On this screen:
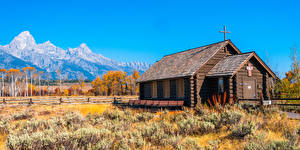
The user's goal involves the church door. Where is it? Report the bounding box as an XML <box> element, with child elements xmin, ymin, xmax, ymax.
<box><xmin>243</xmin><ymin>80</ymin><xmax>256</xmax><ymax>99</ymax></box>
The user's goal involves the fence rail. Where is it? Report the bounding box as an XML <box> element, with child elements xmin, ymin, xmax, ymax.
<box><xmin>0</xmin><ymin>96</ymin><xmax>138</xmax><ymax>106</ymax></box>
<box><xmin>239</xmin><ymin>98</ymin><xmax>300</xmax><ymax>106</ymax></box>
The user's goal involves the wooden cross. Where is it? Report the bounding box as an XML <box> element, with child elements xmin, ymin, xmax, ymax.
<box><xmin>247</xmin><ymin>63</ymin><xmax>253</xmax><ymax>77</ymax></box>
<box><xmin>219</xmin><ymin>25</ymin><xmax>230</xmax><ymax>40</ymax></box>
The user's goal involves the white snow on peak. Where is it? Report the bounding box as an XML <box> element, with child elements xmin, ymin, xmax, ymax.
<box><xmin>0</xmin><ymin>31</ymin><xmax>150</xmax><ymax>79</ymax></box>
<box><xmin>43</xmin><ymin>40</ymin><xmax>53</xmax><ymax>45</ymax></box>
<box><xmin>9</xmin><ymin>31</ymin><xmax>37</xmax><ymax>50</ymax></box>
<box><xmin>78</xmin><ymin>43</ymin><xmax>92</xmax><ymax>53</ymax></box>
<box><xmin>67</xmin><ymin>43</ymin><xmax>113</xmax><ymax>64</ymax></box>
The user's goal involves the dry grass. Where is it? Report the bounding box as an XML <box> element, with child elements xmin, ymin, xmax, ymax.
<box><xmin>0</xmin><ymin>103</ymin><xmax>112</xmax><ymax>149</ymax></box>
<box><xmin>0</xmin><ymin>103</ymin><xmax>299</xmax><ymax>149</ymax></box>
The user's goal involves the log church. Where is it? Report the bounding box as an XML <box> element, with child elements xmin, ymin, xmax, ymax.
<box><xmin>137</xmin><ymin>40</ymin><xmax>278</xmax><ymax>107</ymax></box>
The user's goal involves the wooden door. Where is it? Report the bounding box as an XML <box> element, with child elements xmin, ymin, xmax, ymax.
<box><xmin>243</xmin><ymin>80</ymin><xmax>256</xmax><ymax>99</ymax></box>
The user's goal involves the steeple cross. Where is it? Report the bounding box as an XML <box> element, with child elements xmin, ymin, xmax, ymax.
<box><xmin>219</xmin><ymin>25</ymin><xmax>230</xmax><ymax>40</ymax></box>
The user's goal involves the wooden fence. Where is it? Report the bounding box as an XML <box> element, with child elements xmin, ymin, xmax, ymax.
<box><xmin>0</xmin><ymin>96</ymin><xmax>138</xmax><ymax>106</ymax></box>
<box><xmin>239</xmin><ymin>98</ymin><xmax>300</xmax><ymax>106</ymax></box>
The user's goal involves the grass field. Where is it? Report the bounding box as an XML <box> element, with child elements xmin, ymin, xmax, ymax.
<box><xmin>0</xmin><ymin>103</ymin><xmax>299</xmax><ymax>149</ymax></box>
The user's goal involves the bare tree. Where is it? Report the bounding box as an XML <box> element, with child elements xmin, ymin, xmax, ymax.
<box><xmin>56</xmin><ymin>69</ymin><xmax>61</xmax><ymax>95</ymax></box>
<box><xmin>78</xmin><ymin>73</ymin><xmax>85</xmax><ymax>95</ymax></box>
<box><xmin>22</xmin><ymin>67</ymin><xmax>31</xmax><ymax>97</ymax></box>
<box><xmin>38</xmin><ymin>71</ymin><xmax>44</xmax><ymax>96</ymax></box>
<box><xmin>27</xmin><ymin>67</ymin><xmax>36</xmax><ymax>97</ymax></box>
<box><xmin>46</xmin><ymin>71</ymin><xmax>51</xmax><ymax>96</ymax></box>
<box><xmin>7</xmin><ymin>69</ymin><xmax>20</xmax><ymax>97</ymax></box>
<box><xmin>0</xmin><ymin>69</ymin><xmax>7</xmax><ymax>97</ymax></box>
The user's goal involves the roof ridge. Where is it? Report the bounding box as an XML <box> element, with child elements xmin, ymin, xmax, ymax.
<box><xmin>163</xmin><ymin>40</ymin><xmax>230</xmax><ymax>57</ymax></box>
<box><xmin>226</xmin><ymin>51</ymin><xmax>254</xmax><ymax>57</ymax></box>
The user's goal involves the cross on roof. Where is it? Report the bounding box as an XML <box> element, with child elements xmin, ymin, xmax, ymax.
<box><xmin>219</xmin><ymin>25</ymin><xmax>230</xmax><ymax>40</ymax></box>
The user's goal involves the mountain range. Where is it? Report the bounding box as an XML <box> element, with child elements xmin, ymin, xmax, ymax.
<box><xmin>0</xmin><ymin>31</ymin><xmax>150</xmax><ymax>80</ymax></box>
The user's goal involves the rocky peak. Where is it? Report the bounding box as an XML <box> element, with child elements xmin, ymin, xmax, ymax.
<box><xmin>9</xmin><ymin>31</ymin><xmax>36</xmax><ymax>50</ymax></box>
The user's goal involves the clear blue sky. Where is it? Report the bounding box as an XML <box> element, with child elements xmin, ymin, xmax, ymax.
<box><xmin>0</xmin><ymin>0</ymin><xmax>299</xmax><ymax>77</ymax></box>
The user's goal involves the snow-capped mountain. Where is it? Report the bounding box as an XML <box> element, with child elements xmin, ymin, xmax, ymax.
<box><xmin>118</xmin><ymin>62</ymin><xmax>151</xmax><ymax>71</ymax></box>
<box><xmin>0</xmin><ymin>31</ymin><xmax>150</xmax><ymax>80</ymax></box>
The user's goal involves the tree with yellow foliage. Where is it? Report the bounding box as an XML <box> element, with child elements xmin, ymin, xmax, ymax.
<box><xmin>132</xmin><ymin>70</ymin><xmax>140</xmax><ymax>95</ymax></box>
<box><xmin>91</xmin><ymin>76</ymin><xmax>103</xmax><ymax>96</ymax></box>
<box><xmin>274</xmin><ymin>47</ymin><xmax>300</xmax><ymax>98</ymax></box>
<box><xmin>91</xmin><ymin>70</ymin><xmax>140</xmax><ymax>96</ymax></box>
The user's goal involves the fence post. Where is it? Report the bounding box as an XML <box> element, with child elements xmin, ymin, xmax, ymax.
<box><xmin>113</xmin><ymin>97</ymin><xmax>118</xmax><ymax>104</ymax></box>
<box><xmin>2</xmin><ymin>98</ymin><xmax>6</xmax><ymax>104</ymax></box>
<box><xmin>29</xmin><ymin>98</ymin><xmax>33</xmax><ymax>105</ymax></box>
<box><xmin>59</xmin><ymin>98</ymin><xmax>63</xmax><ymax>104</ymax></box>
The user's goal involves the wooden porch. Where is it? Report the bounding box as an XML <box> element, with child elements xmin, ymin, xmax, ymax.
<box><xmin>128</xmin><ymin>100</ymin><xmax>184</xmax><ymax>108</ymax></box>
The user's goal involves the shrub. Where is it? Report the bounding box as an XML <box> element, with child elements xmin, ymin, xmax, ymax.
<box><xmin>165</xmin><ymin>135</ymin><xmax>182</xmax><ymax>148</ymax></box>
<box><xmin>205</xmin><ymin>140</ymin><xmax>220</xmax><ymax>150</ymax></box>
<box><xmin>244</xmin><ymin>133</ymin><xmax>298</xmax><ymax>150</ymax></box>
<box><xmin>149</xmin><ymin>129</ymin><xmax>170</xmax><ymax>146</ymax></box>
<box><xmin>220</xmin><ymin>110</ymin><xmax>243</xmax><ymax>128</ymax></box>
<box><xmin>141</xmin><ymin>122</ymin><xmax>177</xmax><ymax>146</ymax></box>
<box><xmin>63</xmin><ymin>112</ymin><xmax>85</xmax><ymax>130</ymax></box>
<box><xmin>86</xmin><ymin>113</ymin><xmax>107</xmax><ymax>126</ymax></box>
<box><xmin>267</xmin><ymin>140</ymin><xmax>298</xmax><ymax>150</ymax></box>
<box><xmin>244</xmin><ymin>133</ymin><xmax>269</xmax><ymax>150</ymax></box>
<box><xmin>158</xmin><ymin>121</ymin><xmax>177</xmax><ymax>135</ymax></box>
<box><xmin>177</xmin><ymin>117</ymin><xmax>215</xmax><ymax>135</ymax></box>
<box><xmin>240</xmin><ymin>103</ymin><xmax>258</xmax><ymax>114</ymax></box>
<box><xmin>194</xmin><ymin>103</ymin><xmax>210</xmax><ymax>116</ymax></box>
<box><xmin>136</xmin><ymin>112</ymin><xmax>155</xmax><ymax>122</ymax></box>
<box><xmin>102</xmin><ymin>108</ymin><xmax>138</xmax><ymax>123</ymax></box>
<box><xmin>72</xmin><ymin>128</ymin><xmax>112</xmax><ymax>148</ymax></box>
<box><xmin>7</xmin><ymin>128</ymin><xmax>113</xmax><ymax>150</ymax></box>
<box><xmin>6</xmin><ymin>129</ymin><xmax>57</xmax><ymax>150</ymax></box>
<box><xmin>102</xmin><ymin>109</ymin><xmax>123</xmax><ymax>120</ymax></box>
<box><xmin>261</xmin><ymin>106</ymin><xmax>280</xmax><ymax>116</ymax></box>
<box><xmin>170</xmin><ymin>112</ymin><xmax>191</xmax><ymax>123</ymax></box>
<box><xmin>175</xmin><ymin>137</ymin><xmax>203</xmax><ymax>150</ymax></box>
<box><xmin>231</xmin><ymin>121</ymin><xmax>256</xmax><ymax>138</ymax></box>
<box><xmin>202</xmin><ymin>113</ymin><xmax>221</xmax><ymax>129</ymax></box>
<box><xmin>91</xmin><ymin>138</ymin><xmax>113</xmax><ymax>150</ymax></box>
<box><xmin>12</xmin><ymin>111</ymin><xmax>33</xmax><ymax>120</ymax></box>
<box><xmin>283</xmin><ymin>126</ymin><xmax>298</xmax><ymax>146</ymax></box>
<box><xmin>126</xmin><ymin>130</ymin><xmax>146</xmax><ymax>149</ymax></box>
<box><xmin>0</xmin><ymin>118</ymin><xmax>11</xmax><ymax>134</ymax></box>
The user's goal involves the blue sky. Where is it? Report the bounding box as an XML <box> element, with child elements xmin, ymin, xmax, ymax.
<box><xmin>0</xmin><ymin>0</ymin><xmax>299</xmax><ymax>77</ymax></box>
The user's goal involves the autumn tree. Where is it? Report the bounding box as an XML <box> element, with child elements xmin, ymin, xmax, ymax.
<box><xmin>132</xmin><ymin>70</ymin><xmax>140</xmax><ymax>95</ymax></box>
<box><xmin>91</xmin><ymin>70</ymin><xmax>140</xmax><ymax>96</ymax></box>
<box><xmin>274</xmin><ymin>46</ymin><xmax>300</xmax><ymax>98</ymax></box>
<box><xmin>91</xmin><ymin>76</ymin><xmax>102</xmax><ymax>96</ymax></box>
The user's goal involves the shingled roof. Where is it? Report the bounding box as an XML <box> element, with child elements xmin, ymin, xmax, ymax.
<box><xmin>137</xmin><ymin>40</ymin><xmax>233</xmax><ymax>82</ymax></box>
<box><xmin>207</xmin><ymin>52</ymin><xmax>253</xmax><ymax>77</ymax></box>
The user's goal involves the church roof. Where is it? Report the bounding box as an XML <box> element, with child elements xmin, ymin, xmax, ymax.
<box><xmin>137</xmin><ymin>40</ymin><xmax>234</xmax><ymax>82</ymax></box>
<box><xmin>207</xmin><ymin>52</ymin><xmax>278</xmax><ymax>79</ymax></box>
<box><xmin>207</xmin><ymin>52</ymin><xmax>253</xmax><ymax>77</ymax></box>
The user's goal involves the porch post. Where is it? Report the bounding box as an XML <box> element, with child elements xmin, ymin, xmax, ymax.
<box><xmin>190</xmin><ymin>76</ymin><xmax>194</xmax><ymax>107</ymax></box>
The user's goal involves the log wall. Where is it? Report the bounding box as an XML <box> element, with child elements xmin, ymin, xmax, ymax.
<box><xmin>194</xmin><ymin>45</ymin><xmax>238</xmax><ymax>106</ymax></box>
